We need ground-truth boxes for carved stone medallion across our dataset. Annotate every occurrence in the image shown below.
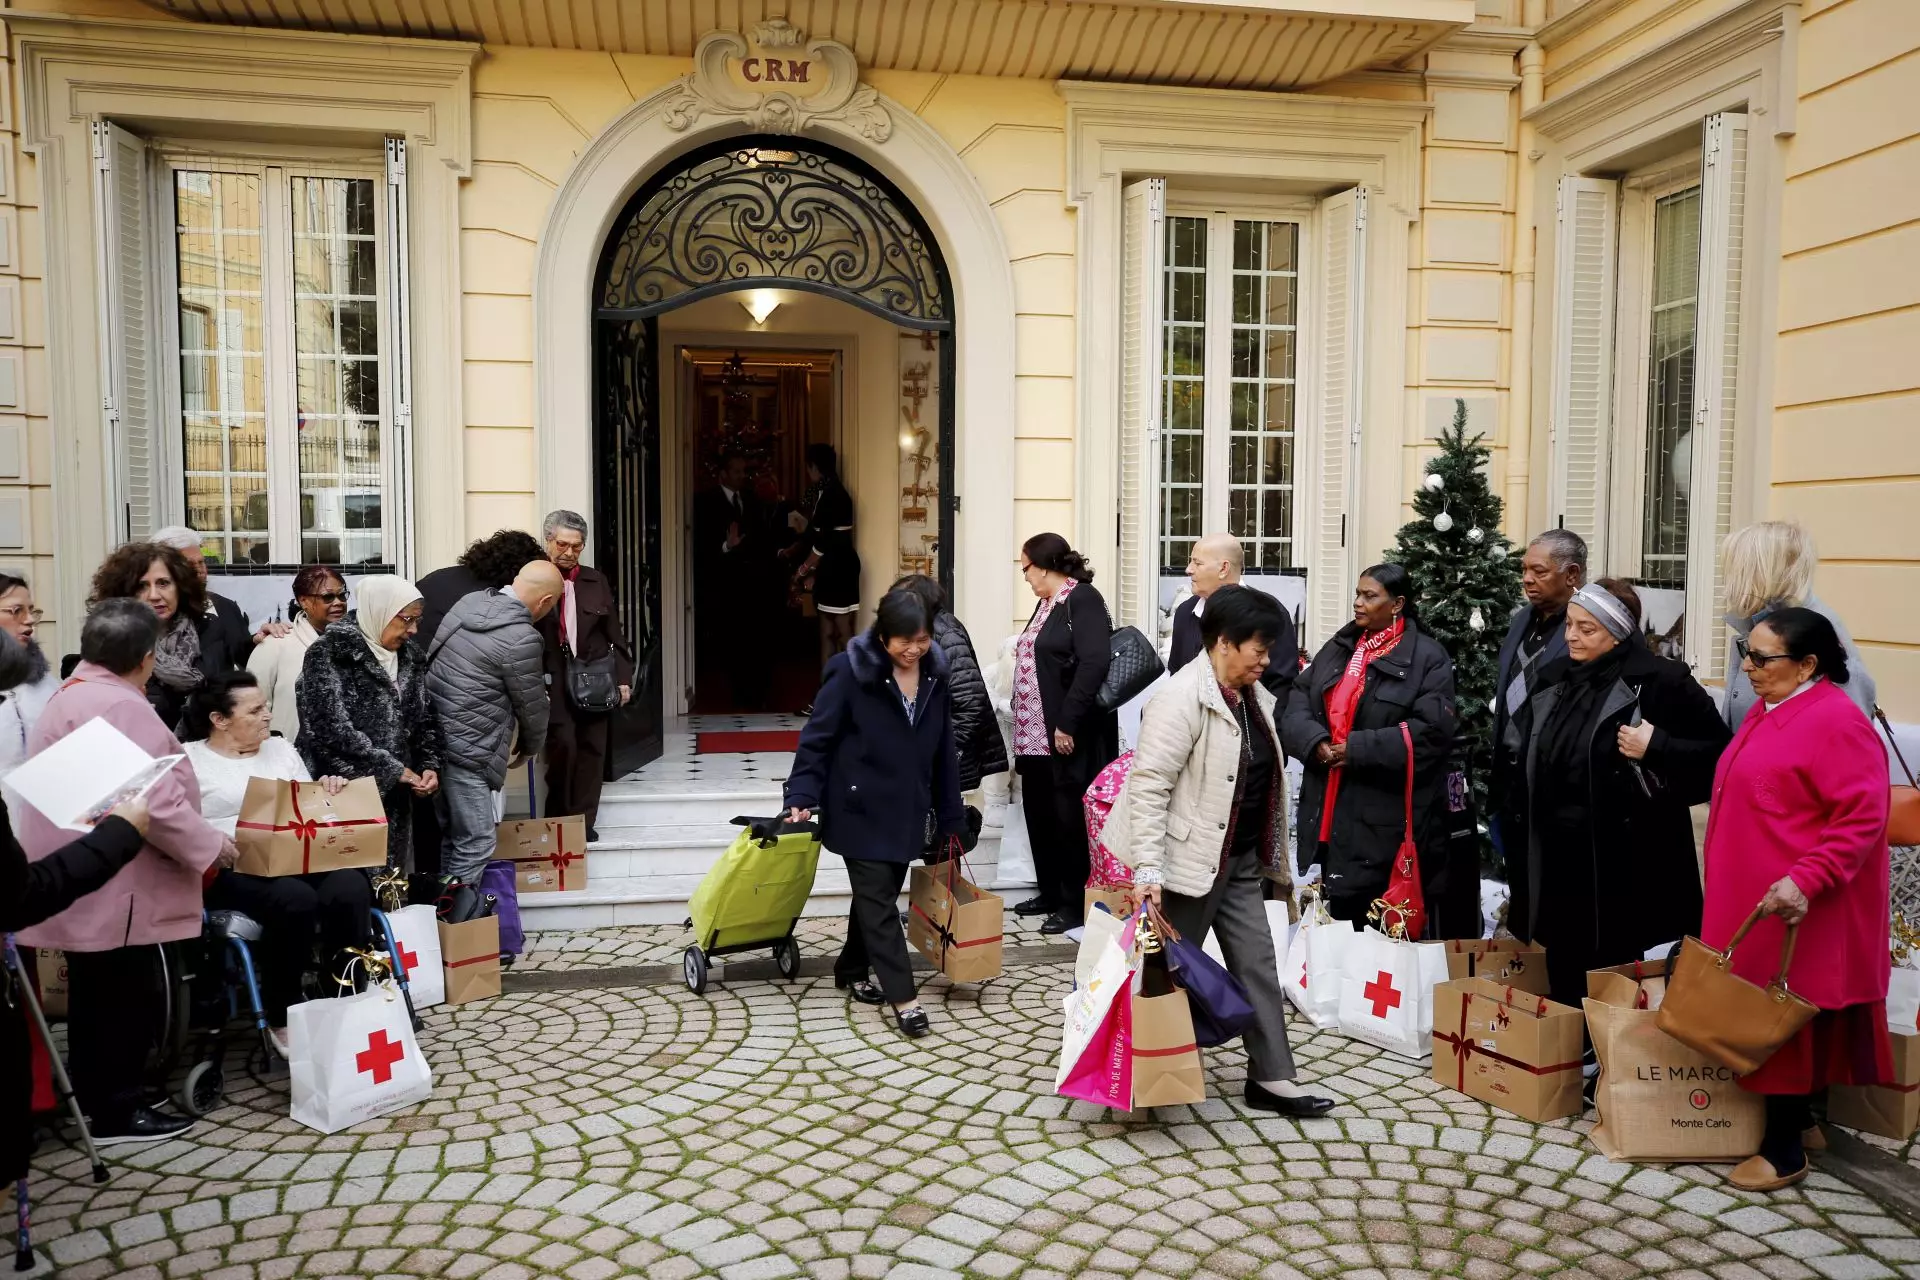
[660,21,891,142]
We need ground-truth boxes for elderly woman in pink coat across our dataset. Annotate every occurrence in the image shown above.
[17,598,232,1146]
[1701,606,1891,1193]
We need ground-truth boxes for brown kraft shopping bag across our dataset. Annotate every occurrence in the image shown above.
[906,860,1003,983]
[1585,962,1763,1162]
[1828,1031,1920,1142]
[1131,988,1206,1108]
[1443,939,1551,996]
[1431,977,1584,1122]
[496,816,589,893]
[234,777,388,876]
[439,916,502,1005]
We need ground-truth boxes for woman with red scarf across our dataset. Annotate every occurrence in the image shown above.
[1283,564,1459,923]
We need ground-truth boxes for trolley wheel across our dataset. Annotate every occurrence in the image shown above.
[179,1059,223,1116]
[772,937,801,981]
[683,946,710,995]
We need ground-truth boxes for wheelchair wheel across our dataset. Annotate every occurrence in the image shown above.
[180,1059,223,1117]
[682,946,709,995]
[772,937,801,981]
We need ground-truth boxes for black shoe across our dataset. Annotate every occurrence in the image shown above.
[897,1007,931,1038]
[1040,912,1080,935]
[836,977,886,1005]
[587,826,601,843]
[1243,1081,1335,1118]
[92,1106,197,1147]
[1013,897,1054,917]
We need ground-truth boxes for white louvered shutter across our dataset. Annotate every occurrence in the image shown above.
[384,138,416,573]
[1117,178,1166,631]
[1310,186,1366,647]
[92,121,156,542]
[1548,175,1620,569]
[1687,112,1749,680]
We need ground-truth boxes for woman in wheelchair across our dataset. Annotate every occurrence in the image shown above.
[182,671,372,1058]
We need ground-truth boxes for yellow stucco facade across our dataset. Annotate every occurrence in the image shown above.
[0,0,1911,727]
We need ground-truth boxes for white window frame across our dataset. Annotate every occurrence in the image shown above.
[151,141,407,568]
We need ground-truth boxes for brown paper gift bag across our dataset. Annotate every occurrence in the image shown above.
[1131,988,1206,1108]
[906,861,1003,983]
[495,816,589,893]
[1584,962,1763,1162]
[234,776,388,876]
[1431,977,1584,1122]
[1084,886,1138,922]
[1828,1031,1920,1142]
[34,948,68,1018]
[1444,939,1550,996]
[439,916,502,1006]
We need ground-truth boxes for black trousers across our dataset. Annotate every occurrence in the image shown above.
[205,870,374,1026]
[837,858,915,1005]
[1017,755,1091,917]
[544,707,611,831]
[65,945,168,1128]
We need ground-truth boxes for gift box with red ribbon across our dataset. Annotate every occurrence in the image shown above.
[495,816,589,894]
[1432,977,1585,1123]
[234,777,388,876]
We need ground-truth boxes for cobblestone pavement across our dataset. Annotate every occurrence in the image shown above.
[25,948,1920,1280]
[518,914,1056,973]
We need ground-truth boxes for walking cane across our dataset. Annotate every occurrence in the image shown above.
[2,936,109,1187]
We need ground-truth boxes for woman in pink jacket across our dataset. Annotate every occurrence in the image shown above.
[17,598,232,1146]
[1700,607,1891,1192]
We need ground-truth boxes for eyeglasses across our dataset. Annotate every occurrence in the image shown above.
[1734,638,1797,666]
[305,591,350,603]
[0,605,43,622]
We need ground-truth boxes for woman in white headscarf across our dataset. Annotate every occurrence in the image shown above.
[296,574,442,871]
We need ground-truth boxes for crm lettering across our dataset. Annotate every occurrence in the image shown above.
[740,58,813,84]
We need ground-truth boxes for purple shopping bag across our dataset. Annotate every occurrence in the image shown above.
[1150,904,1256,1048]
[481,861,525,957]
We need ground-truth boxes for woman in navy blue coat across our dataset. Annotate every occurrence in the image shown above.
[786,588,965,1037]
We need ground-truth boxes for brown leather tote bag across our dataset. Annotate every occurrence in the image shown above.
[1656,905,1820,1076]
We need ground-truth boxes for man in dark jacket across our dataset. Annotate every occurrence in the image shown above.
[694,451,773,710]
[538,510,634,840]
[1168,534,1298,697]
[427,560,561,886]
[1490,529,1585,898]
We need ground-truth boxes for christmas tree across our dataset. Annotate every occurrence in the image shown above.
[1384,399,1523,868]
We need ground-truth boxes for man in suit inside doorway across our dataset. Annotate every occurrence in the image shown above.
[694,450,773,711]
[1167,533,1297,697]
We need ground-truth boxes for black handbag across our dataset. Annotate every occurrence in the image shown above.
[1061,592,1163,711]
[565,649,622,715]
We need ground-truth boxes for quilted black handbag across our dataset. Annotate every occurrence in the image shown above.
[1097,625,1163,711]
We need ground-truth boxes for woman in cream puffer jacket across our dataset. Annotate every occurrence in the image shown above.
[1100,585,1332,1118]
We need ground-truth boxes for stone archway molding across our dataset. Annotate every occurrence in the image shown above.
[534,41,1019,641]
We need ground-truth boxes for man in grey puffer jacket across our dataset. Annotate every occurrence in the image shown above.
[427,559,563,884]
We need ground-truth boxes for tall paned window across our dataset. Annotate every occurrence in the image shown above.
[172,164,387,567]
[1639,186,1701,589]
[1156,211,1303,575]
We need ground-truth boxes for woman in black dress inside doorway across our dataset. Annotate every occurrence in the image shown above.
[793,443,862,670]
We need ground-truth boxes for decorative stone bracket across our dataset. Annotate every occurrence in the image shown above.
[661,21,892,142]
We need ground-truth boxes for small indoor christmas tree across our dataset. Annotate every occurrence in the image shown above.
[1384,398,1523,870]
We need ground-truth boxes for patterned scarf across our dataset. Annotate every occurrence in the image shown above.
[1317,616,1406,843]
[151,615,204,692]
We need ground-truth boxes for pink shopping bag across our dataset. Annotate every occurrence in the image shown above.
[1058,983,1133,1109]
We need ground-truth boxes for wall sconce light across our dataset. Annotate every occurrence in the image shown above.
[740,290,781,326]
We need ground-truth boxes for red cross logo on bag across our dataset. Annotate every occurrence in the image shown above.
[1363,970,1403,1020]
[355,1030,406,1084]
[395,942,418,976]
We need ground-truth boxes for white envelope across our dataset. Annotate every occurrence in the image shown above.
[3,716,183,832]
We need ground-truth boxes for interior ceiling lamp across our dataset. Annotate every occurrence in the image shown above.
[740,289,782,326]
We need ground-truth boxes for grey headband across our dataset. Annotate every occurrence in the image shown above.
[1570,585,1635,641]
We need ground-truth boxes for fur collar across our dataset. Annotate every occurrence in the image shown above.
[845,629,951,687]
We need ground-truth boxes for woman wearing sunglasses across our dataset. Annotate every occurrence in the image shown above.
[247,565,351,740]
[1701,608,1892,1192]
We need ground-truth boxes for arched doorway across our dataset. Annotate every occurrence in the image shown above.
[594,136,955,773]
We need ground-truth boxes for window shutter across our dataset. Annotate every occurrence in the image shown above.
[1549,175,1620,569]
[384,138,416,573]
[1687,112,1748,680]
[1310,186,1366,647]
[1118,177,1165,631]
[92,121,155,541]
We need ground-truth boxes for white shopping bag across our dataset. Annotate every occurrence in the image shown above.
[1890,967,1920,1035]
[1284,903,1356,1030]
[385,904,445,1009]
[288,982,433,1134]
[1203,901,1292,984]
[1075,904,1129,987]
[1336,927,1449,1060]
[996,797,1038,890]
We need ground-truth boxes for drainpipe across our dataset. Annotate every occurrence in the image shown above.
[1507,0,1546,534]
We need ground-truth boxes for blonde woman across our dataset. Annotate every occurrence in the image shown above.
[1720,522,1876,729]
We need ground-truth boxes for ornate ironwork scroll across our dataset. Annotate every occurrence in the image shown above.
[596,140,950,330]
